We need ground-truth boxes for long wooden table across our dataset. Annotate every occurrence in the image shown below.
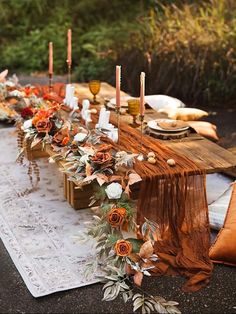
[73,82,236,175]
[27,82,236,209]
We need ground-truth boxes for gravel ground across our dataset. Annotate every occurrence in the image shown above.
[0,76,236,314]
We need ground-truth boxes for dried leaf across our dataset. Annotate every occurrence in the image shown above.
[128,172,142,185]
[133,293,143,301]
[128,253,140,263]
[83,174,97,183]
[30,137,42,148]
[139,240,154,259]
[133,271,143,287]
[109,175,123,183]
[96,173,109,186]
[133,296,144,311]
[85,162,92,177]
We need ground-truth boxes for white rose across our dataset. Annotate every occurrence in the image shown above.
[23,119,32,130]
[105,183,123,200]
[74,132,87,142]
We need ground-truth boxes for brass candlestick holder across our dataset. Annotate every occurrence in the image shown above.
[116,106,121,149]
[137,114,145,161]
[49,73,53,93]
[67,63,72,84]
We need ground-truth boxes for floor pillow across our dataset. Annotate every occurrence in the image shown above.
[206,173,233,230]
[209,182,236,266]
[188,121,219,141]
[158,107,208,121]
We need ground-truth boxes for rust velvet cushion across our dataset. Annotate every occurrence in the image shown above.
[209,182,236,266]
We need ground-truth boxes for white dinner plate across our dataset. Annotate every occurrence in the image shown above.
[147,119,189,132]
[107,96,135,108]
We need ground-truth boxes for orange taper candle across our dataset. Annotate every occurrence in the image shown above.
[116,65,121,109]
[67,29,72,66]
[140,72,145,116]
[48,42,53,75]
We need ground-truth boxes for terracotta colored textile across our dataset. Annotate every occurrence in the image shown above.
[210,182,236,266]
[105,114,213,292]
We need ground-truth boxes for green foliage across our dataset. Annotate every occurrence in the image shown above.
[0,0,235,104]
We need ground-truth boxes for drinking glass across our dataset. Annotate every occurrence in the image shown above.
[127,98,140,127]
[88,80,101,104]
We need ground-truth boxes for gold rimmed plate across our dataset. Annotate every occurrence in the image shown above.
[147,119,189,133]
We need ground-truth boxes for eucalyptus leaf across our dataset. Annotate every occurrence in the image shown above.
[102,281,115,290]
[133,298,144,312]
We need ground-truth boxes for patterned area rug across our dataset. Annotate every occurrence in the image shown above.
[0,128,99,297]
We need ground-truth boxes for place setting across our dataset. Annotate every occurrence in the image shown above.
[145,118,191,139]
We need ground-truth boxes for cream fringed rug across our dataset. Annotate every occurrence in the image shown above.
[0,128,99,297]
[0,128,233,297]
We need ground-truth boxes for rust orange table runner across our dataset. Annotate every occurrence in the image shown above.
[105,114,213,292]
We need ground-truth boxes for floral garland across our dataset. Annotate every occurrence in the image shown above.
[50,127,181,314]
[16,97,68,190]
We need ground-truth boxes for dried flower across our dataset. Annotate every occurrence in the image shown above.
[90,152,112,165]
[24,86,32,96]
[53,128,70,146]
[74,132,87,142]
[22,119,32,130]
[32,109,51,126]
[35,119,52,133]
[21,107,34,120]
[107,207,126,228]
[105,182,123,199]
[115,239,132,257]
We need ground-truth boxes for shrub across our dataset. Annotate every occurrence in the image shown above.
[76,0,236,105]
[0,0,235,105]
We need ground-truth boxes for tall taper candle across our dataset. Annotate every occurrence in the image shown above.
[49,42,53,75]
[140,72,145,116]
[67,29,72,66]
[116,65,121,109]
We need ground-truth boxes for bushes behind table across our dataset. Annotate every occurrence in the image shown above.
[0,0,235,105]
[76,0,236,106]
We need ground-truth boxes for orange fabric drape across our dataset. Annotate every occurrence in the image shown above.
[105,114,213,292]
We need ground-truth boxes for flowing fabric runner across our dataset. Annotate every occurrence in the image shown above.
[103,116,213,292]
[0,128,99,297]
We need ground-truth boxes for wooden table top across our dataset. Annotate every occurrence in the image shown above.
[60,82,236,174]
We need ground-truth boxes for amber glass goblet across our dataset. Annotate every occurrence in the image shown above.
[127,98,140,127]
[88,80,101,104]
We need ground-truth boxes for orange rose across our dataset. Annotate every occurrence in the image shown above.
[114,239,132,257]
[35,119,52,133]
[90,152,112,165]
[107,207,126,228]
[32,115,40,126]
[53,128,70,146]
[32,109,51,126]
